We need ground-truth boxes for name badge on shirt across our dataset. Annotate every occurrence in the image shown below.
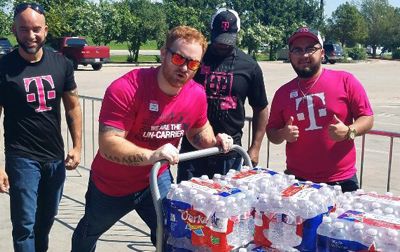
[149,101,158,112]
[290,90,298,98]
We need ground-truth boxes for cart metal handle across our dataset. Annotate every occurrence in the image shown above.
[150,145,253,251]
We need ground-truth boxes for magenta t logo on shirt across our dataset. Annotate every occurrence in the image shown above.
[24,75,56,112]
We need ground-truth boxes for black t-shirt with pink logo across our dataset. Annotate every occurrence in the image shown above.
[181,46,268,152]
[0,48,76,161]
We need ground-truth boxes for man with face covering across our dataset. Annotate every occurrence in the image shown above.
[177,8,269,182]
[0,3,82,251]
[266,27,374,192]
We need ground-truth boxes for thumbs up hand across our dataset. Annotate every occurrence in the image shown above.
[283,116,299,143]
[328,114,348,141]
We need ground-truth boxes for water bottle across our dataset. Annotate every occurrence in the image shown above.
[258,177,271,194]
[167,184,179,199]
[287,174,295,180]
[316,216,332,251]
[334,207,346,217]
[282,197,302,247]
[190,194,214,251]
[371,202,381,210]
[351,222,364,243]
[352,202,365,212]
[384,207,396,218]
[380,229,399,251]
[208,200,231,251]
[333,185,342,199]
[213,173,222,183]
[328,222,347,250]
[355,188,365,194]
[266,195,302,249]
[372,208,383,215]
[230,201,243,249]
[253,194,269,247]
[385,191,394,197]
[228,168,237,174]
[300,199,319,219]
[166,187,192,250]
[310,190,328,214]
[362,228,379,250]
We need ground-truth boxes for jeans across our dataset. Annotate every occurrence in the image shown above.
[5,156,66,252]
[71,169,173,252]
[177,152,242,183]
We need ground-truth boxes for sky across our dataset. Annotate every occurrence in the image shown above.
[325,0,400,17]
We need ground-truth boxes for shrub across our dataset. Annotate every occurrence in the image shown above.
[346,47,367,60]
[392,48,400,59]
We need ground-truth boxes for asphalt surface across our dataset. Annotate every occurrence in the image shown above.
[1,59,399,251]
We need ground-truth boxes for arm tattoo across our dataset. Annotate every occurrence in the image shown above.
[192,132,203,147]
[192,131,216,147]
[103,153,145,166]
[99,123,125,134]
[66,114,74,126]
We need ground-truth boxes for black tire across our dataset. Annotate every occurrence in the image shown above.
[329,60,336,64]
[322,56,328,64]
[92,63,102,71]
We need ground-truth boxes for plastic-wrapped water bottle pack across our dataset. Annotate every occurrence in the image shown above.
[163,167,400,252]
[316,189,400,251]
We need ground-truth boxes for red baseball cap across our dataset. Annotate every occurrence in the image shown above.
[288,27,323,46]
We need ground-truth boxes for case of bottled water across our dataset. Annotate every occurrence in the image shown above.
[252,180,335,251]
[164,166,400,252]
[317,190,400,251]
[163,172,256,252]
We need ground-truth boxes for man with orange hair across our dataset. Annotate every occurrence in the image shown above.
[71,26,233,251]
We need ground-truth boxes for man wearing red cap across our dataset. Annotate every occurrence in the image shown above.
[177,8,269,182]
[266,27,374,192]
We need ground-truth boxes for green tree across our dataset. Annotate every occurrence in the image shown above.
[115,0,167,62]
[163,3,205,34]
[326,3,367,47]
[241,23,284,60]
[381,6,400,51]
[361,0,393,57]
[0,12,11,37]
[88,1,123,45]
[239,0,322,57]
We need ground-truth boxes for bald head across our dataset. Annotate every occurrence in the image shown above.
[13,7,48,61]
[14,6,46,23]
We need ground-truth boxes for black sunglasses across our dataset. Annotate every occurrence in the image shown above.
[14,3,45,18]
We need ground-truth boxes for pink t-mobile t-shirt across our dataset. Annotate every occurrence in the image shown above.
[267,68,373,182]
[91,67,208,196]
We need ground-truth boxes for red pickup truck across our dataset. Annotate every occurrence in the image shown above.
[50,37,110,70]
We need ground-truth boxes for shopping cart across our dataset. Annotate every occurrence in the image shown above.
[150,145,253,251]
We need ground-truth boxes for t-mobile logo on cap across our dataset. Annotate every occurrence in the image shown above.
[24,75,56,112]
[221,21,230,31]
[298,27,309,32]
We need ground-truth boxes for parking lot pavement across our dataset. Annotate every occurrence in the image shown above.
[1,59,399,251]
[0,165,156,252]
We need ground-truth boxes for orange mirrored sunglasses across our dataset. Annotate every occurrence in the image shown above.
[167,48,201,71]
